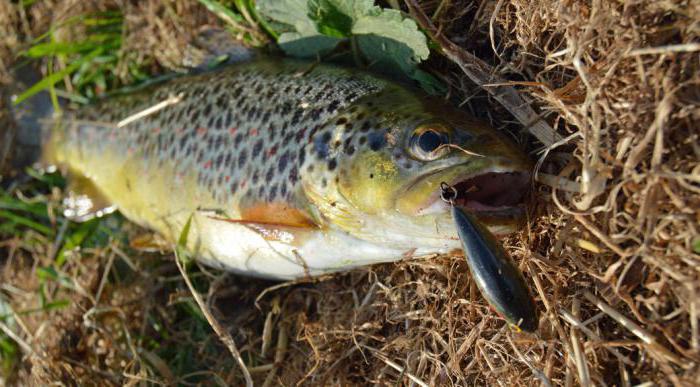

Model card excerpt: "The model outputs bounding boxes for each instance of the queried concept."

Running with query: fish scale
[43,57,532,279]
[58,60,383,211]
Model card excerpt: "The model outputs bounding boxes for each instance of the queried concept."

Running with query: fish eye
[409,126,450,161]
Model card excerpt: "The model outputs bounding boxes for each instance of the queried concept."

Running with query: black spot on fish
[310,108,322,121]
[215,94,226,109]
[360,121,371,132]
[234,133,244,148]
[253,139,263,158]
[179,133,188,151]
[336,117,348,126]
[313,132,331,158]
[359,136,367,146]
[298,148,306,166]
[278,151,289,173]
[321,178,327,187]
[225,110,233,128]
[281,102,292,116]
[327,100,340,113]
[289,165,298,184]
[203,103,212,117]
[291,109,303,126]
[328,158,337,171]
[214,116,223,129]
[346,144,355,156]
[238,149,247,167]
[266,166,275,182]
[280,184,287,197]
[252,170,259,184]
[261,111,271,124]
[295,128,307,142]
[368,132,386,151]
[268,185,277,201]
[283,131,294,144]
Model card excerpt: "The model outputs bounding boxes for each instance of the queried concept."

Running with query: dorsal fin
[63,174,117,222]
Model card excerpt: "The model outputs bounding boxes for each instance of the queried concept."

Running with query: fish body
[44,58,531,279]
[451,205,538,331]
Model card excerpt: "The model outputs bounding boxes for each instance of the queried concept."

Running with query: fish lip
[412,165,531,219]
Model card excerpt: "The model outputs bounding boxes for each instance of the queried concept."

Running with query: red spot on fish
[228,127,237,136]
[203,160,212,169]
[225,175,231,182]
[153,127,161,134]
[241,179,247,189]
[296,128,307,142]
[267,146,277,157]
[250,128,259,136]
[197,127,208,136]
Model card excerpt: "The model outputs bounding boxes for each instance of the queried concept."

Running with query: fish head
[321,91,532,240]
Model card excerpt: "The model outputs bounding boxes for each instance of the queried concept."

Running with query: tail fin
[0,65,55,177]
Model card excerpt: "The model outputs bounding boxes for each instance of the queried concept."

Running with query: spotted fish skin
[45,58,531,279]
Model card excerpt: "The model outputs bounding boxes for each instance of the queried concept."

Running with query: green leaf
[308,0,376,37]
[278,32,342,57]
[257,0,341,57]
[257,0,441,92]
[352,9,429,64]
[693,236,700,254]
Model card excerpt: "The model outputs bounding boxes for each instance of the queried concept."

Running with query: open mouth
[450,171,530,213]
[416,170,530,218]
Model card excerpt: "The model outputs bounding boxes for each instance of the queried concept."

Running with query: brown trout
[40,58,531,279]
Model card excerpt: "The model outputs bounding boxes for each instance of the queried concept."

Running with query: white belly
[188,212,461,280]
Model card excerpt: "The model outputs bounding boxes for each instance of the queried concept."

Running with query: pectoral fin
[207,207,319,247]
[63,175,117,222]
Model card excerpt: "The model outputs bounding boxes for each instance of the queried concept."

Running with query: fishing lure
[441,182,538,332]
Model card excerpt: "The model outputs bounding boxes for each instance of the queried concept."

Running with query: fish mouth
[415,169,531,221]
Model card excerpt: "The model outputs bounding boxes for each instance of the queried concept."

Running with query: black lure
[441,182,538,332]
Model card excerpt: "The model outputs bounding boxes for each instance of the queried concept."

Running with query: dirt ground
[1,0,699,385]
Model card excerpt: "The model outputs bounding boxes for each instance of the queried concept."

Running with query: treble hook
[439,181,457,205]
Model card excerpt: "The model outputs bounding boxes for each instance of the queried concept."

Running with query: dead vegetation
[1,0,699,385]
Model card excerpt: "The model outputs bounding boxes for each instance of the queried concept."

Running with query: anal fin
[63,175,117,222]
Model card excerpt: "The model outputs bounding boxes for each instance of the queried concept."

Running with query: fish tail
[0,65,60,176]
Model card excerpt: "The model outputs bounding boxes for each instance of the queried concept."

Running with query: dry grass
[1,0,699,385]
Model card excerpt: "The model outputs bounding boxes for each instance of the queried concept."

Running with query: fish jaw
[395,159,531,236]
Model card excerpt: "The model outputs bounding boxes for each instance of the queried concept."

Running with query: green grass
[0,170,243,383]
